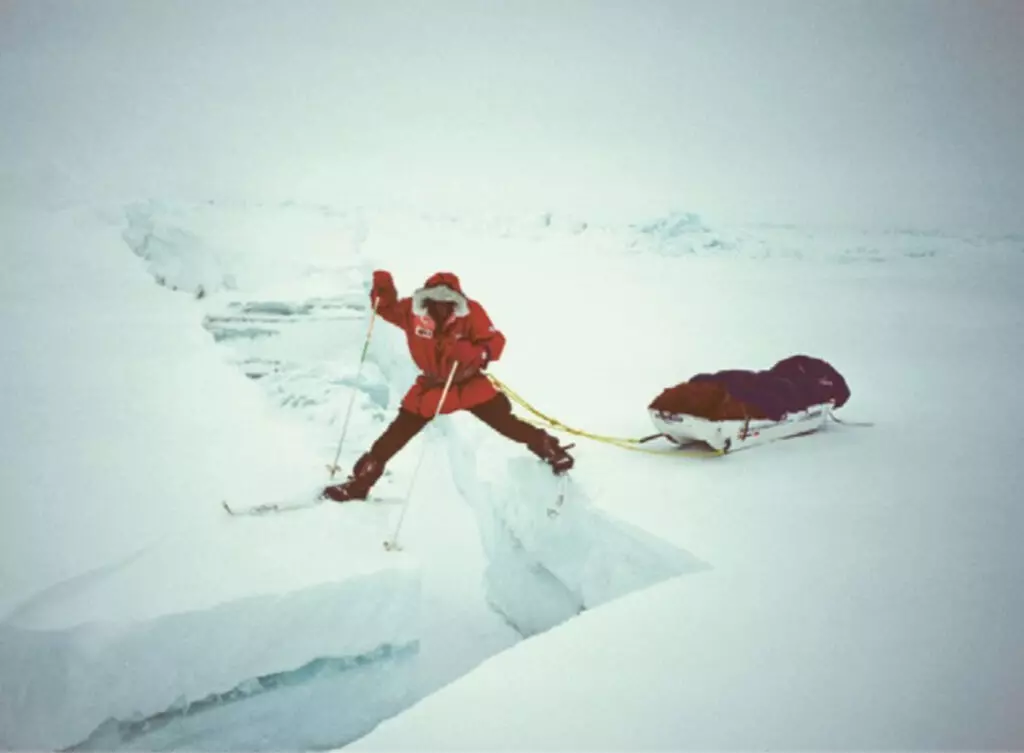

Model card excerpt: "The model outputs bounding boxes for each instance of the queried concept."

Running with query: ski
[221,498,320,516]
[221,495,403,517]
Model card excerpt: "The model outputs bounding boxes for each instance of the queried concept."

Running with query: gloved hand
[450,339,489,371]
[371,270,397,308]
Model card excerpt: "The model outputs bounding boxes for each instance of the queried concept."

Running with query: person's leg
[468,393,575,473]
[368,409,431,463]
[468,392,544,443]
[323,410,430,501]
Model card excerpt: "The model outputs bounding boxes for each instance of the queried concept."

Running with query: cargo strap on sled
[485,374,724,457]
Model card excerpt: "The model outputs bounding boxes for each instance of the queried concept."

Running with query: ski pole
[327,297,380,479]
[384,359,459,552]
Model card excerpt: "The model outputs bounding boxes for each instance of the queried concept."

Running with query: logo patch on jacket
[414,315,435,339]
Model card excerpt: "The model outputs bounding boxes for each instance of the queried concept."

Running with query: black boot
[322,453,384,503]
[528,433,575,475]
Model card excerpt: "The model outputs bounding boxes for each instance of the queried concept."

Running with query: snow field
[0,207,424,750]
[2,202,1021,750]
[349,208,1024,749]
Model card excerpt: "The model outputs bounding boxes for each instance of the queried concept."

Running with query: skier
[322,270,575,502]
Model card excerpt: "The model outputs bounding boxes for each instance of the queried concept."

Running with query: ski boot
[529,434,576,475]
[321,453,383,503]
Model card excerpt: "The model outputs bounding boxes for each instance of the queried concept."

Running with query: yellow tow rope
[485,373,724,458]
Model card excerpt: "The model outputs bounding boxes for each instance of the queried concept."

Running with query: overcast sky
[2,0,1022,231]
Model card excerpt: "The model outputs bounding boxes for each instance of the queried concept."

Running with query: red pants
[328,391,567,499]
[369,392,546,465]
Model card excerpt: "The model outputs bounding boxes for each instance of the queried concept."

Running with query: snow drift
[347,210,1024,751]
[6,200,1022,752]
[3,201,705,751]
[1,516,419,750]
[445,438,708,637]
[0,206,423,751]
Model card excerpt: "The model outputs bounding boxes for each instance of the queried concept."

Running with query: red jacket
[371,270,507,417]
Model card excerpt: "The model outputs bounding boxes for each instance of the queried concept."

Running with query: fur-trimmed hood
[411,271,469,317]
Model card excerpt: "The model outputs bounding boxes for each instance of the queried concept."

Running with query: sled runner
[649,402,833,452]
[647,354,851,453]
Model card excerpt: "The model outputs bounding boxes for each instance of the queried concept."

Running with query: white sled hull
[649,403,832,452]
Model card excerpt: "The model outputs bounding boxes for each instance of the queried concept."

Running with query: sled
[646,354,850,454]
[648,402,833,453]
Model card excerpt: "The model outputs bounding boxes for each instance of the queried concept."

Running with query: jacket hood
[423,271,463,294]
[412,271,469,318]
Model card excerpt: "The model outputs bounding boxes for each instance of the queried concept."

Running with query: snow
[5,1,1024,745]
[1,207,317,612]
[4,200,1024,750]
[445,448,708,637]
[3,198,1023,751]
[0,202,703,750]
[347,215,1024,750]
[0,206,429,750]
[3,539,418,750]
[350,564,1023,750]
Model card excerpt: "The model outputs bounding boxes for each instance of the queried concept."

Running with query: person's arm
[450,301,506,378]
[370,270,411,329]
